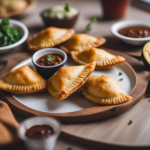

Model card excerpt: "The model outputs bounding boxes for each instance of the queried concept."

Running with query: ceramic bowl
[18,116,61,150]
[0,19,28,53]
[32,48,67,79]
[110,20,150,46]
[40,8,79,28]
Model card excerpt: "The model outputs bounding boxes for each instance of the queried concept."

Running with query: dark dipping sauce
[25,124,55,139]
[118,26,150,38]
[36,54,64,66]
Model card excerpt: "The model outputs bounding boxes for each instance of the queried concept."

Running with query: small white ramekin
[0,19,28,53]
[110,20,150,46]
[18,116,61,150]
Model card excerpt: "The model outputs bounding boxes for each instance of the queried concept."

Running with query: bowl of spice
[32,48,67,79]
[40,3,79,28]
[110,20,150,46]
[0,18,28,53]
[18,116,61,150]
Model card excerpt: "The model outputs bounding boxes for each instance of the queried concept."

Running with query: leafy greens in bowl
[0,18,28,53]
[0,18,22,47]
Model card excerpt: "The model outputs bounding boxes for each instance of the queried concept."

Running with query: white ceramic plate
[12,57,137,113]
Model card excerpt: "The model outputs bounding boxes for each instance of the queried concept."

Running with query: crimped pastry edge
[60,37,106,54]
[27,28,75,51]
[71,51,125,69]
[47,61,96,101]
[80,87,132,105]
[0,80,47,93]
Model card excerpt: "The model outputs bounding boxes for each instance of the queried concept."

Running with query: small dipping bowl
[18,116,61,150]
[32,48,67,79]
[40,8,79,28]
[111,20,150,46]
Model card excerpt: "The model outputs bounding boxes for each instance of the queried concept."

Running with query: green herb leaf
[67,147,72,150]
[47,9,53,14]
[119,72,122,75]
[64,3,70,12]
[119,78,123,81]
[91,16,97,23]
[46,55,55,62]
[128,120,132,125]
[0,32,3,38]
[83,16,97,33]
[1,18,9,26]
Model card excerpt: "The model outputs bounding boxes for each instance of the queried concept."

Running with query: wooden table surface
[0,0,150,150]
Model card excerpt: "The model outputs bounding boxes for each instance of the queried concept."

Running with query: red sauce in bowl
[25,124,55,139]
[36,54,64,66]
[118,26,150,38]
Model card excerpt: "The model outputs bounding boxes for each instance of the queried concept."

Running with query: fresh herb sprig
[67,147,72,150]
[83,17,97,33]
[119,78,123,81]
[0,18,22,47]
[119,72,122,75]
[64,3,70,12]
[46,55,55,62]
[128,120,133,125]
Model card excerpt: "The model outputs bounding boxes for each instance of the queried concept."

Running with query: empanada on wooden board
[48,61,96,101]
[60,34,106,54]
[0,65,46,93]
[80,75,132,105]
[27,27,75,51]
[71,48,125,69]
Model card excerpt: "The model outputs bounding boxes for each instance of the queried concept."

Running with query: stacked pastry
[0,26,132,105]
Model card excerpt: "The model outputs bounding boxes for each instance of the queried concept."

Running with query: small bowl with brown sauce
[111,20,150,45]
[18,116,61,150]
[32,48,67,79]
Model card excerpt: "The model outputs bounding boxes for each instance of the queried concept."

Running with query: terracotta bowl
[40,8,79,28]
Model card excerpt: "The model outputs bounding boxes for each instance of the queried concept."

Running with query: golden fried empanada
[47,61,96,101]
[71,48,125,69]
[80,75,132,105]
[0,65,46,93]
[0,0,27,15]
[60,34,106,54]
[27,27,75,51]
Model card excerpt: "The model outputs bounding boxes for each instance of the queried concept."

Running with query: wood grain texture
[0,50,148,125]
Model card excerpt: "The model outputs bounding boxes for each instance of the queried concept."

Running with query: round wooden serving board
[0,50,148,125]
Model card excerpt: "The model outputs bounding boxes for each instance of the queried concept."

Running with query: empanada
[60,34,106,54]
[47,61,96,101]
[0,65,46,93]
[71,48,125,69]
[27,27,75,51]
[80,75,132,105]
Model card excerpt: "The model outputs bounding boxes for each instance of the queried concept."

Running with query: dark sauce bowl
[40,8,79,28]
[32,48,67,79]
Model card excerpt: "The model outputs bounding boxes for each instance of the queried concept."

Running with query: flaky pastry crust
[80,75,132,105]
[47,61,96,101]
[27,27,75,51]
[71,48,125,69]
[0,65,47,93]
[60,34,106,54]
